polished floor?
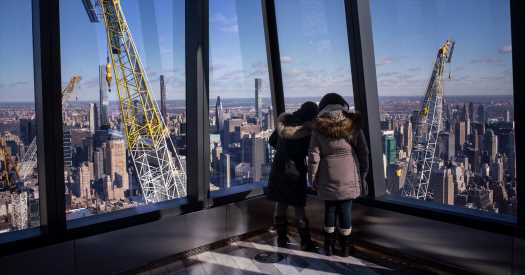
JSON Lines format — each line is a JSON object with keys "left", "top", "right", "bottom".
{"left": 135, "top": 232, "right": 435, "bottom": 275}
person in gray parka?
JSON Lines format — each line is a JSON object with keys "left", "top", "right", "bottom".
{"left": 308, "top": 93, "right": 369, "bottom": 257}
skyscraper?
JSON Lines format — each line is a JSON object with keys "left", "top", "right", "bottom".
{"left": 477, "top": 104, "right": 486, "bottom": 125}
{"left": 89, "top": 103, "right": 96, "bottom": 134}
{"left": 19, "top": 119, "right": 36, "bottom": 146}
{"left": 105, "top": 136, "right": 129, "bottom": 200}
{"left": 93, "top": 147, "right": 105, "bottom": 180}
{"left": 93, "top": 103, "right": 99, "bottom": 130}
{"left": 252, "top": 136, "right": 266, "bottom": 182}
{"left": 484, "top": 129, "right": 498, "bottom": 163}
{"left": 455, "top": 121, "right": 466, "bottom": 152}
{"left": 215, "top": 96, "right": 224, "bottom": 134}
{"left": 431, "top": 167, "right": 454, "bottom": 206}
{"left": 382, "top": 130, "right": 397, "bottom": 165}
{"left": 79, "top": 161, "right": 93, "bottom": 200}
{"left": 99, "top": 65, "right": 110, "bottom": 129}
{"left": 255, "top": 78, "right": 262, "bottom": 119}
{"left": 160, "top": 74, "right": 168, "bottom": 122}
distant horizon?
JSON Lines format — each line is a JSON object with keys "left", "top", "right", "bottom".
{"left": 0, "top": 94, "right": 514, "bottom": 104}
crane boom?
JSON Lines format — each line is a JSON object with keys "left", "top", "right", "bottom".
{"left": 89, "top": 0, "right": 186, "bottom": 203}
{"left": 19, "top": 75, "right": 82, "bottom": 181}
{"left": 402, "top": 40, "right": 455, "bottom": 200}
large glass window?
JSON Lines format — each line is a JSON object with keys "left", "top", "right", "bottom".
{"left": 371, "top": 0, "right": 516, "bottom": 219}
{"left": 60, "top": 0, "right": 187, "bottom": 221}
{"left": 275, "top": 0, "right": 354, "bottom": 110}
{"left": 0, "top": 0, "right": 40, "bottom": 233}
{"left": 209, "top": 0, "right": 273, "bottom": 195}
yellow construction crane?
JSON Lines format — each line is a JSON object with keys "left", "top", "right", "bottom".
{"left": 0, "top": 138, "right": 17, "bottom": 190}
{"left": 82, "top": 0, "right": 186, "bottom": 203}
{"left": 18, "top": 75, "right": 82, "bottom": 181}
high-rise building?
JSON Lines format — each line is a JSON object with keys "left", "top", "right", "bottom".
{"left": 468, "top": 102, "right": 475, "bottom": 124}
{"left": 262, "top": 106, "right": 275, "bottom": 131}
{"left": 220, "top": 153, "right": 231, "bottom": 189}
{"left": 455, "top": 121, "right": 466, "bottom": 152}
{"left": 99, "top": 64, "right": 110, "bottom": 129}
{"left": 251, "top": 136, "right": 266, "bottom": 182}
{"left": 404, "top": 120, "right": 413, "bottom": 155}
{"left": 93, "top": 103, "right": 99, "bottom": 130}
{"left": 215, "top": 96, "right": 224, "bottom": 134}
{"left": 382, "top": 130, "right": 397, "bottom": 165}
{"left": 89, "top": 103, "right": 96, "bottom": 134}
{"left": 255, "top": 78, "right": 262, "bottom": 119}
{"left": 79, "top": 161, "right": 93, "bottom": 200}
{"left": 484, "top": 129, "right": 498, "bottom": 163}
{"left": 431, "top": 167, "right": 454, "bottom": 206}
{"left": 477, "top": 104, "right": 486, "bottom": 125}
{"left": 93, "top": 147, "right": 105, "bottom": 180}
{"left": 492, "top": 157, "right": 504, "bottom": 183}
{"left": 105, "top": 136, "right": 129, "bottom": 200}
{"left": 160, "top": 75, "right": 168, "bottom": 123}
{"left": 19, "top": 118, "right": 36, "bottom": 146}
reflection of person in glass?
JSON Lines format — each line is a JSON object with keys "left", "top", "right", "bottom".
{"left": 308, "top": 93, "right": 369, "bottom": 257}
{"left": 267, "top": 102, "right": 319, "bottom": 252}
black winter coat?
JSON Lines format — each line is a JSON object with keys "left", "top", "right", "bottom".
{"left": 267, "top": 113, "right": 313, "bottom": 207}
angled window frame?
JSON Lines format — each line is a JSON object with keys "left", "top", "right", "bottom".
{"left": 343, "top": 0, "right": 525, "bottom": 238}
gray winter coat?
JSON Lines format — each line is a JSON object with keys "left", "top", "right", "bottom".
{"left": 308, "top": 106, "right": 370, "bottom": 201}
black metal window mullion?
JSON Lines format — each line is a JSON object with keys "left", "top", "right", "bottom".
{"left": 186, "top": 0, "right": 210, "bottom": 206}
{"left": 344, "top": 0, "right": 385, "bottom": 198}
{"left": 510, "top": 0, "right": 524, "bottom": 226}
{"left": 32, "top": 0, "right": 66, "bottom": 240}
{"left": 262, "top": 0, "right": 285, "bottom": 117}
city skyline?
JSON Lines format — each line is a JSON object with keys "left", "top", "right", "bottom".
{"left": 0, "top": 0, "right": 513, "bottom": 102}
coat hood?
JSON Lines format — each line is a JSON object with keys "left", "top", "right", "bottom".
{"left": 313, "top": 104, "right": 360, "bottom": 139}
{"left": 276, "top": 113, "right": 313, "bottom": 140}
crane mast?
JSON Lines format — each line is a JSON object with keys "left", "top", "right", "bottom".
{"left": 84, "top": 0, "right": 186, "bottom": 203}
{"left": 402, "top": 40, "right": 455, "bottom": 200}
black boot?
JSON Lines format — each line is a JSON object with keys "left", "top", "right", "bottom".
{"left": 324, "top": 232, "right": 335, "bottom": 256}
{"left": 297, "top": 219, "right": 318, "bottom": 252}
{"left": 339, "top": 234, "right": 353, "bottom": 257}
{"left": 275, "top": 216, "right": 289, "bottom": 248}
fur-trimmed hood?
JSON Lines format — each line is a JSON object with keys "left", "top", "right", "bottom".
{"left": 276, "top": 113, "right": 313, "bottom": 140}
{"left": 313, "top": 105, "right": 361, "bottom": 139}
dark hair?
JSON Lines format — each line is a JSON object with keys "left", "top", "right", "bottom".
{"left": 293, "top": 101, "right": 319, "bottom": 122}
{"left": 319, "top": 93, "right": 349, "bottom": 111}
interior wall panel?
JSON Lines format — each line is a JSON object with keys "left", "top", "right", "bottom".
{"left": 75, "top": 206, "right": 227, "bottom": 275}
{"left": 0, "top": 241, "right": 75, "bottom": 275}
{"left": 514, "top": 237, "right": 525, "bottom": 275}
{"left": 350, "top": 203, "right": 513, "bottom": 275}
{"left": 227, "top": 198, "right": 274, "bottom": 237}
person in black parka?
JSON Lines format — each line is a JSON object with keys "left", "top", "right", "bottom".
{"left": 267, "top": 101, "right": 318, "bottom": 251}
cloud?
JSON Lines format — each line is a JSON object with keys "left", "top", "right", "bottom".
{"left": 376, "top": 57, "right": 394, "bottom": 66}
{"left": 378, "top": 72, "right": 399, "bottom": 78}
{"left": 469, "top": 58, "right": 503, "bottom": 64}
{"left": 280, "top": 56, "right": 293, "bottom": 64}
{"left": 211, "top": 13, "right": 239, "bottom": 33}
{"left": 0, "top": 81, "right": 30, "bottom": 89}
{"left": 498, "top": 45, "right": 512, "bottom": 54}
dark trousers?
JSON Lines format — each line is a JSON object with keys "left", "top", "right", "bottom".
{"left": 324, "top": 200, "right": 352, "bottom": 230}
{"left": 274, "top": 202, "right": 306, "bottom": 222}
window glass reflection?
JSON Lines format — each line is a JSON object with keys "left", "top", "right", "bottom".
{"left": 371, "top": 0, "right": 516, "bottom": 218}
{"left": 209, "top": 0, "right": 274, "bottom": 194}
{"left": 60, "top": 0, "right": 187, "bottom": 220}
{"left": 0, "top": 0, "right": 40, "bottom": 233}
{"left": 276, "top": 0, "right": 354, "bottom": 111}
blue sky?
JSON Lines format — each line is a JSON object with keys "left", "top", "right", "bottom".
{"left": 0, "top": 0, "right": 513, "bottom": 102}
